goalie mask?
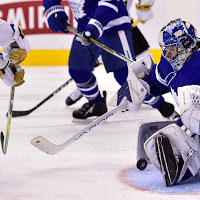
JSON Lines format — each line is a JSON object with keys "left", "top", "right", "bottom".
{"left": 158, "top": 18, "right": 197, "bottom": 72}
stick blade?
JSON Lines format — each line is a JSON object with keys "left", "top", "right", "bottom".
{"left": 0, "top": 132, "right": 5, "bottom": 154}
{"left": 9, "top": 110, "right": 32, "bottom": 117}
{"left": 31, "top": 136, "right": 58, "bottom": 155}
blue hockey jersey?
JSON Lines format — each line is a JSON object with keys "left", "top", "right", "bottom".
{"left": 64, "top": 0, "right": 131, "bottom": 33}
{"left": 144, "top": 50, "right": 200, "bottom": 105}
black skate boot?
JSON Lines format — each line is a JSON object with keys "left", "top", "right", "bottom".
{"left": 158, "top": 102, "right": 180, "bottom": 121}
{"left": 72, "top": 91, "right": 107, "bottom": 119}
{"left": 66, "top": 89, "right": 83, "bottom": 106}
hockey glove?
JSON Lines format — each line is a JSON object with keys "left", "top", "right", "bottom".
{"left": 44, "top": 2, "right": 69, "bottom": 33}
{"left": 0, "top": 52, "right": 25, "bottom": 87}
{"left": 136, "top": 0, "right": 155, "bottom": 24}
{"left": 76, "top": 19, "right": 104, "bottom": 46}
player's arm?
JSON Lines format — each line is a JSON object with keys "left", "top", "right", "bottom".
{"left": 4, "top": 24, "right": 31, "bottom": 66}
{"left": 0, "top": 19, "right": 30, "bottom": 66}
{"left": 43, "top": 0, "right": 69, "bottom": 33}
{"left": 82, "top": 0, "right": 120, "bottom": 41}
{"left": 144, "top": 62, "right": 170, "bottom": 96}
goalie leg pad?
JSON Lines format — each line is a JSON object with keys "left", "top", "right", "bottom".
{"left": 137, "top": 120, "right": 176, "bottom": 161}
{"left": 155, "top": 133, "right": 179, "bottom": 187}
{"left": 144, "top": 124, "right": 200, "bottom": 185}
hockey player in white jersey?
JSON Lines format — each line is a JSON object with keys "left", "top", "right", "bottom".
{"left": 112, "top": 18, "right": 200, "bottom": 186}
{"left": 0, "top": 19, "right": 30, "bottom": 87}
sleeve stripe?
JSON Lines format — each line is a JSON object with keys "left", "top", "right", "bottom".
{"left": 104, "top": 16, "right": 130, "bottom": 30}
{"left": 98, "top": 2, "right": 118, "bottom": 13}
{"left": 155, "top": 63, "right": 168, "bottom": 86}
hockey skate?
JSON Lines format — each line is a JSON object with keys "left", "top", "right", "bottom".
{"left": 158, "top": 101, "right": 180, "bottom": 121}
{"left": 72, "top": 91, "right": 107, "bottom": 119}
{"left": 66, "top": 89, "right": 83, "bottom": 106}
{"left": 66, "top": 59, "right": 102, "bottom": 106}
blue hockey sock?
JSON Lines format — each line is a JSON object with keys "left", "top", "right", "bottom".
{"left": 69, "top": 69, "right": 103, "bottom": 104}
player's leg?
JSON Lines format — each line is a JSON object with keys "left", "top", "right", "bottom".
{"left": 101, "top": 28, "right": 136, "bottom": 87}
{"left": 66, "top": 55, "right": 103, "bottom": 106}
{"left": 68, "top": 36, "right": 107, "bottom": 119}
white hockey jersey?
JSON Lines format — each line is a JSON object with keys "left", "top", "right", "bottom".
{"left": 0, "top": 19, "right": 14, "bottom": 47}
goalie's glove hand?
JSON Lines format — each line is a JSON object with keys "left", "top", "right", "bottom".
{"left": 77, "top": 19, "right": 104, "bottom": 46}
{"left": 136, "top": 0, "right": 155, "bottom": 24}
{"left": 0, "top": 52, "right": 25, "bottom": 87}
{"left": 44, "top": 2, "right": 69, "bottom": 33}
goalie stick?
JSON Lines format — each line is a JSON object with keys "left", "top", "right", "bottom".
{"left": 1, "top": 87, "right": 15, "bottom": 154}
{"left": 31, "top": 101, "right": 128, "bottom": 155}
{"left": 10, "top": 78, "right": 72, "bottom": 117}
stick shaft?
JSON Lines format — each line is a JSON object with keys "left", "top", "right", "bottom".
{"left": 67, "top": 26, "right": 135, "bottom": 64}
{"left": 11, "top": 78, "right": 73, "bottom": 117}
{"left": 1, "top": 87, "right": 15, "bottom": 154}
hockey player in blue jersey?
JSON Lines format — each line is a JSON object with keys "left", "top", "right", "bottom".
{"left": 43, "top": 0, "right": 136, "bottom": 119}
{"left": 113, "top": 18, "right": 200, "bottom": 186}
{"left": 43, "top": 0, "right": 179, "bottom": 120}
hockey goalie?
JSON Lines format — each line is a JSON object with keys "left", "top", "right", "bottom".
{"left": 109, "top": 18, "right": 200, "bottom": 186}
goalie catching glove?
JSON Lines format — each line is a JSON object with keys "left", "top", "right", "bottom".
{"left": 178, "top": 85, "right": 200, "bottom": 135}
{"left": 0, "top": 52, "right": 25, "bottom": 87}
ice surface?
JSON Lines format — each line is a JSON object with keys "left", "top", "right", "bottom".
{"left": 0, "top": 66, "right": 198, "bottom": 200}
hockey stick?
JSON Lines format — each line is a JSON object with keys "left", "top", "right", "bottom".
{"left": 132, "top": 19, "right": 141, "bottom": 28}
{"left": 11, "top": 78, "right": 73, "bottom": 117}
{"left": 31, "top": 101, "right": 128, "bottom": 155}
{"left": 67, "top": 26, "right": 135, "bottom": 64}
{"left": 1, "top": 87, "right": 15, "bottom": 154}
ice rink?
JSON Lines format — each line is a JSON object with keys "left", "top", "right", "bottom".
{"left": 0, "top": 66, "right": 200, "bottom": 200}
